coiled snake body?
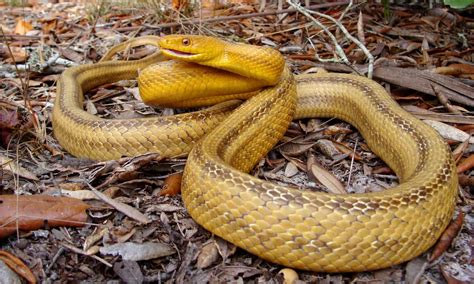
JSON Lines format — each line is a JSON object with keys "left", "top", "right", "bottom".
{"left": 53, "top": 35, "right": 458, "bottom": 272}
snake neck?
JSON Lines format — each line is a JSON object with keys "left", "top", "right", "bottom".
{"left": 212, "top": 41, "right": 286, "bottom": 86}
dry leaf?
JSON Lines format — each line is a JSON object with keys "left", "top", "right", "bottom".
{"left": 172, "top": 0, "right": 188, "bottom": 10}
{"left": 14, "top": 18, "right": 33, "bottom": 35}
{"left": 39, "top": 18, "right": 57, "bottom": 34}
{"left": 279, "top": 268, "right": 299, "bottom": 284}
{"left": 279, "top": 142, "right": 315, "bottom": 156}
{"left": 99, "top": 242, "right": 175, "bottom": 261}
{"left": 458, "top": 174, "right": 474, "bottom": 187}
{"left": 452, "top": 138, "right": 470, "bottom": 162}
{"left": 0, "top": 155, "right": 38, "bottom": 181}
{"left": 424, "top": 120, "right": 474, "bottom": 143}
{"left": 62, "top": 190, "right": 98, "bottom": 200}
{"left": 196, "top": 241, "right": 219, "bottom": 269}
{"left": 97, "top": 153, "right": 162, "bottom": 188}
{"left": 113, "top": 261, "right": 143, "bottom": 284}
{"left": 160, "top": 173, "right": 182, "bottom": 196}
{"left": 0, "top": 250, "right": 36, "bottom": 284}
{"left": 309, "top": 163, "right": 347, "bottom": 194}
{"left": 440, "top": 265, "right": 470, "bottom": 284}
{"left": 323, "top": 125, "right": 352, "bottom": 135}
{"left": 4, "top": 46, "right": 27, "bottom": 63}
{"left": 429, "top": 212, "right": 464, "bottom": 262}
{"left": 0, "top": 109, "right": 20, "bottom": 147}
{"left": 434, "top": 64, "right": 474, "bottom": 76}
{"left": 0, "top": 195, "right": 90, "bottom": 239}
{"left": 284, "top": 162, "right": 299, "bottom": 178}
{"left": 357, "top": 11, "right": 365, "bottom": 44}
{"left": 405, "top": 257, "right": 428, "bottom": 284}
{"left": 90, "top": 187, "right": 151, "bottom": 224}
{"left": 457, "top": 154, "right": 474, "bottom": 173}
{"left": 83, "top": 227, "right": 109, "bottom": 251}
{"left": 307, "top": 154, "right": 346, "bottom": 194}
{"left": 0, "top": 259, "right": 22, "bottom": 284}
{"left": 315, "top": 139, "right": 341, "bottom": 159}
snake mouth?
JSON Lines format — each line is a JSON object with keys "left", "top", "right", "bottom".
{"left": 161, "top": 48, "right": 198, "bottom": 58}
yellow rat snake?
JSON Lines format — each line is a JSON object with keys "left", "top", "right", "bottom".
{"left": 53, "top": 35, "right": 458, "bottom": 272}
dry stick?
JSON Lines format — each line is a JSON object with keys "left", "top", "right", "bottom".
{"left": 347, "top": 137, "right": 358, "bottom": 188}
{"left": 304, "top": 4, "right": 374, "bottom": 78}
{"left": 338, "top": 0, "right": 354, "bottom": 21}
{"left": 286, "top": 0, "right": 350, "bottom": 66}
{"left": 288, "top": 0, "right": 374, "bottom": 78}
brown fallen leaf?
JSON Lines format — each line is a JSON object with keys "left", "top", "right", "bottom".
{"left": 333, "top": 141, "right": 363, "bottom": 161}
{"left": 39, "top": 18, "right": 57, "bottom": 34}
{"left": 458, "top": 174, "right": 474, "bottom": 187}
{"left": 372, "top": 166, "right": 394, "bottom": 175}
{"left": 0, "top": 250, "right": 36, "bottom": 284}
{"left": 113, "top": 260, "right": 143, "bottom": 284}
{"left": 0, "top": 109, "right": 20, "bottom": 147}
{"left": 457, "top": 154, "right": 474, "bottom": 173}
{"left": 315, "top": 139, "right": 341, "bottom": 159}
{"left": 429, "top": 212, "right": 464, "bottom": 262}
{"left": 0, "top": 195, "right": 90, "bottom": 239}
{"left": 172, "top": 0, "right": 189, "bottom": 10}
{"left": 4, "top": 46, "right": 27, "bottom": 63}
{"left": 323, "top": 125, "right": 352, "bottom": 135}
{"left": 279, "top": 142, "right": 315, "bottom": 156}
{"left": 14, "top": 18, "right": 33, "bottom": 35}
{"left": 0, "top": 155, "right": 38, "bottom": 181}
{"left": 160, "top": 173, "right": 182, "bottom": 196}
{"left": 96, "top": 153, "right": 162, "bottom": 188}
{"left": 99, "top": 242, "right": 175, "bottom": 261}
{"left": 434, "top": 64, "right": 474, "bottom": 76}
{"left": 307, "top": 153, "right": 346, "bottom": 194}
{"left": 452, "top": 138, "right": 470, "bottom": 163}
{"left": 196, "top": 241, "right": 219, "bottom": 269}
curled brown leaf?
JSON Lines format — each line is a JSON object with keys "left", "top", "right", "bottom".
{"left": 160, "top": 173, "right": 183, "bottom": 196}
{"left": 429, "top": 212, "right": 464, "bottom": 262}
{"left": 0, "top": 250, "right": 36, "bottom": 284}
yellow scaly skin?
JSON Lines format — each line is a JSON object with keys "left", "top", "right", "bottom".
{"left": 53, "top": 35, "right": 458, "bottom": 272}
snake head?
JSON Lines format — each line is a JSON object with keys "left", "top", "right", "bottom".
{"left": 159, "top": 35, "right": 225, "bottom": 63}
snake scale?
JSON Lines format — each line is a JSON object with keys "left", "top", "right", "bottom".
{"left": 53, "top": 35, "right": 458, "bottom": 272}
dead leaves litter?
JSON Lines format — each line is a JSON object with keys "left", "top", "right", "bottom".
{"left": 0, "top": 195, "right": 89, "bottom": 239}
{"left": 0, "top": 0, "right": 472, "bottom": 282}
{"left": 99, "top": 242, "right": 175, "bottom": 261}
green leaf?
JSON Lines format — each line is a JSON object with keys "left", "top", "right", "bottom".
{"left": 444, "top": 0, "right": 474, "bottom": 8}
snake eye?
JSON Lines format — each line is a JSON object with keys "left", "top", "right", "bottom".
{"left": 182, "top": 38, "right": 190, "bottom": 46}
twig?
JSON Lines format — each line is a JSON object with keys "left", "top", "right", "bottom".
{"left": 86, "top": 182, "right": 151, "bottom": 225}
{"left": 347, "top": 138, "right": 358, "bottom": 187}
{"left": 287, "top": 0, "right": 350, "bottom": 66}
{"left": 431, "top": 84, "right": 463, "bottom": 115}
{"left": 338, "top": 0, "right": 354, "bottom": 21}
{"left": 61, "top": 242, "right": 112, "bottom": 268}
{"left": 288, "top": 0, "right": 375, "bottom": 78}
